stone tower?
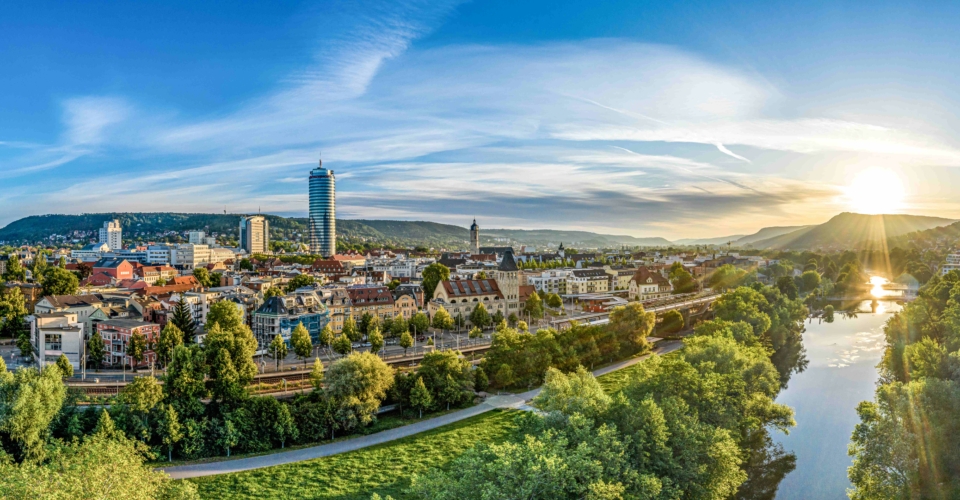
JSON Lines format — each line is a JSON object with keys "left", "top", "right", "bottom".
{"left": 495, "top": 249, "right": 520, "bottom": 316}
{"left": 470, "top": 218, "right": 480, "bottom": 255}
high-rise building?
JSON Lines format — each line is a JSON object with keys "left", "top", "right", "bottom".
{"left": 239, "top": 215, "right": 269, "bottom": 255}
{"left": 309, "top": 159, "right": 336, "bottom": 257}
{"left": 470, "top": 219, "right": 480, "bottom": 254}
{"left": 99, "top": 219, "right": 122, "bottom": 250}
{"left": 188, "top": 231, "right": 205, "bottom": 244}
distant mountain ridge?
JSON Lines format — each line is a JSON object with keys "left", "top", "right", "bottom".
{"left": 748, "top": 213, "right": 955, "bottom": 250}
{"left": 0, "top": 213, "right": 673, "bottom": 248}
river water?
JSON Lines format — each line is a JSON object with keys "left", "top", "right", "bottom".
{"left": 771, "top": 299, "right": 900, "bottom": 499}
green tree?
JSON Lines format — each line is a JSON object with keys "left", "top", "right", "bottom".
{"left": 208, "top": 347, "right": 241, "bottom": 402}
{"left": 203, "top": 318, "right": 258, "bottom": 387}
{"left": 40, "top": 267, "right": 79, "bottom": 296}
{"left": 469, "top": 303, "right": 491, "bottom": 329}
{"left": 157, "top": 403, "right": 182, "bottom": 462}
{"left": 55, "top": 354, "right": 74, "bottom": 379}
{"left": 368, "top": 325, "right": 384, "bottom": 355}
{"left": 342, "top": 316, "right": 362, "bottom": 342}
{"left": 319, "top": 324, "right": 334, "bottom": 354}
{"left": 264, "top": 286, "right": 284, "bottom": 298}
{"left": 473, "top": 366, "right": 489, "bottom": 393}
{"left": 546, "top": 293, "right": 563, "bottom": 309}
{"left": 170, "top": 295, "right": 197, "bottom": 342}
{"left": 776, "top": 276, "right": 799, "bottom": 300}
{"left": 659, "top": 309, "right": 685, "bottom": 334}
{"left": 399, "top": 330, "right": 414, "bottom": 355}
{"left": 0, "top": 430, "right": 199, "bottom": 499}
{"left": 669, "top": 261, "right": 697, "bottom": 294}
{"left": 332, "top": 334, "right": 352, "bottom": 356}
{"left": 524, "top": 291, "right": 544, "bottom": 321}
{"left": 0, "top": 287, "right": 28, "bottom": 338}
{"left": 127, "top": 331, "right": 147, "bottom": 370}
{"left": 310, "top": 357, "right": 325, "bottom": 390}
{"left": 432, "top": 307, "right": 454, "bottom": 331}
{"left": 800, "top": 270, "right": 822, "bottom": 292}
{"left": 31, "top": 251, "right": 48, "bottom": 278}
{"left": 269, "top": 334, "right": 288, "bottom": 369}
{"left": 326, "top": 352, "right": 395, "bottom": 430}
{"left": 164, "top": 345, "right": 208, "bottom": 417}
{"left": 421, "top": 263, "right": 450, "bottom": 300}
{"left": 155, "top": 323, "right": 183, "bottom": 368}
{"left": 2, "top": 254, "right": 26, "bottom": 282}
{"left": 410, "top": 376, "right": 433, "bottom": 418}
{"left": 87, "top": 331, "right": 106, "bottom": 371}
{"left": 390, "top": 315, "right": 407, "bottom": 338}
{"left": 468, "top": 326, "right": 482, "bottom": 339}
{"left": 119, "top": 376, "right": 164, "bottom": 440}
{"left": 192, "top": 267, "right": 212, "bottom": 288}
{"left": 285, "top": 273, "right": 316, "bottom": 293}
{"left": 205, "top": 300, "right": 244, "bottom": 333}
{"left": 0, "top": 365, "right": 67, "bottom": 461}
{"left": 608, "top": 302, "right": 655, "bottom": 350}
{"left": 237, "top": 258, "right": 254, "bottom": 271}
{"left": 290, "top": 322, "right": 313, "bottom": 367}
{"left": 532, "top": 366, "right": 611, "bottom": 419}
{"left": 214, "top": 416, "right": 240, "bottom": 457}
{"left": 492, "top": 310, "right": 505, "bottom": 326}
{"left": 410, "top": 312, "right": 430, "bottom": 336}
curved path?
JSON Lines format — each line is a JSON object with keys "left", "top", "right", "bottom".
{"left": 162, "top": 340, "right": 682, "bottom": 480}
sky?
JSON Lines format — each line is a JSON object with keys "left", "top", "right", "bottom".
{"left": 3, "top": 0, "right": 960, "bottom": 240}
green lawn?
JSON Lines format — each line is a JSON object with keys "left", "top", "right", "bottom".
{"left": 189, "top": 410, "right": 517, "bottom": 500}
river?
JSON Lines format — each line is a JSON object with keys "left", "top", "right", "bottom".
{"left": 771, "top": 299, "right": 900, "bottom": 499}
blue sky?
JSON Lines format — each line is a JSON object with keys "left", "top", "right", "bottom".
{"left": 3, "top": 0, "right": 960, "bottom": 239}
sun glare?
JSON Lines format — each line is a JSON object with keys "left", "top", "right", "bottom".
{"left": 844, "top": 168, "right": 905, "bottom": 215}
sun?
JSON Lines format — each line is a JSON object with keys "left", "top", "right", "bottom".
{"left": 844, "top": 168, "right": 905, "bottom": 215}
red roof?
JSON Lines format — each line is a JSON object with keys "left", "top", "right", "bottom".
{"left": 440, "top": 279, "right": 503, "bottom": 299}
{"left": 172, "top": 276, "right": 199, "bottom": 286}
{"left": 519, "top": 285, "right": 537, "bottom": 303}
{"left": 346, "top": 286, "right": 395, "bottom": 306}
{"left": 80, "top": 272, "right": 114, "bottom": 287}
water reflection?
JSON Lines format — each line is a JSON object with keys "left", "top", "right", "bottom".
{"left": 736, "top": 430, "right": 798, "bottom": 500}
{"left": 768, "top": 300, "right": 900, "bottom": 499}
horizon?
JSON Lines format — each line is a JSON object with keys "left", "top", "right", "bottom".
{"left": 3, "top": 209, "right": 954, "bottom": 244}
{"left": 4, "top": 2, "right": 960, "bottom": 238}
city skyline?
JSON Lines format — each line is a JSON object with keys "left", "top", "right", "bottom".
{"left": 4, "top": 1, "right": 960, "bottom": 238}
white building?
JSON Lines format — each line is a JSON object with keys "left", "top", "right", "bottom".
{"left": 146, "top": 245, "right": 173, "bottom": 265}
{"left": 31, "top": 312, "right": 84, "bottom": 370}
{"left": 526, "top": 269, "right": 573, "bottom": 295}
{"left": 188, "top": 231, "right": 206, "bottom": 244}
{"left": 170, "top": 244, "right": 235, "bottom": 270}
{"left": 33, "top": 294, "right": 104, "bottom": 337}
{"left": 71, "top": 242, "right": 110, "bottom": 262}
{"left": 942, "top": 251, "right": 960, "bottom": 276}
{"left": 99, "top": 220, "right": 122, "bottom": 250}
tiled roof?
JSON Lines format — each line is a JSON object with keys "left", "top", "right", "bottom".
{"left": 571, "top": 269, "right": 608, "bottom": 278}
{"left": 41, "top": 294, "right": 103, "bottom": 308}
{"left": 440, "top": 279, "right": 503, "bottom": 299}
{"left": 346, "top": 286, "right": 395, "bottom": 306}
{"left": 92, "top": 258, "right": 130, "bottom": 269}
{"left": 632, "top": 268, "right": 669, "bottom": 285}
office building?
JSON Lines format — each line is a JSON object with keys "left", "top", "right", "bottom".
{"left": 309, "top": 159, "right": 336, "bottom": 257}
{"left": 239, "top": 215, "right": 269, "bottom": 254}
{"left": 99, "top": 219, "right": 122, "bottom": 250}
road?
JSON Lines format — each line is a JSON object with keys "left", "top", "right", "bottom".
{"left": 161, "top": 339, "right": 683, "bottom": 480}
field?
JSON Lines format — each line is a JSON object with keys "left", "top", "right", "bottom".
{"left": 189, "top": 411, "right": 517, "bottom": 499}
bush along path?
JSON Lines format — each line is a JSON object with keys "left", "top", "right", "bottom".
{"left": 162, "top": 340, "right": 682, "bottom": 479}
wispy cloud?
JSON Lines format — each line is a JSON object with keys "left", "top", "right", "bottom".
{"left": 4, "top": 17, "right": 960, "bottom": 237}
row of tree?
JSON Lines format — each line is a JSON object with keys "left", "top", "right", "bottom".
{"left": 848, "top": 270, "right": 960, "bottom": 498}
{"left": 410, "top": 283, "right": 808, "bottom": 498}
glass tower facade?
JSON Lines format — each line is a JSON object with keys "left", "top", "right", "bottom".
{"left": 309, "top": 160, "right": 336, "bottom": 256}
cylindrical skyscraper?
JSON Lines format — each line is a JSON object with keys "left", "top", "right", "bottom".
{"left": 309, "top": 159, "right": 336, "bottom": 257}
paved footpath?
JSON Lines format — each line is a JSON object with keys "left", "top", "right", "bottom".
{"left": 162, "top": 340, "right": 682, "bottom": 480}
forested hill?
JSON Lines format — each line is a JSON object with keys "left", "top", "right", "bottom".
{"left": 749, "top": 213, "right": 955, "bottom": 250}
{"left": 0, "top": 213, "right": 672, "bottom": 249}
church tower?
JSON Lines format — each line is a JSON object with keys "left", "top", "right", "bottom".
{"left": 495, "top": 249, "right": 520, "bottom": 315}
{"left": 470, "top": 219, "right": 480, "bottom": 255}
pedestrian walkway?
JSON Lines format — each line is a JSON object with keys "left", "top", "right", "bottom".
{"left": 161, "top": 340, "right": 682, "bottom": 480}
